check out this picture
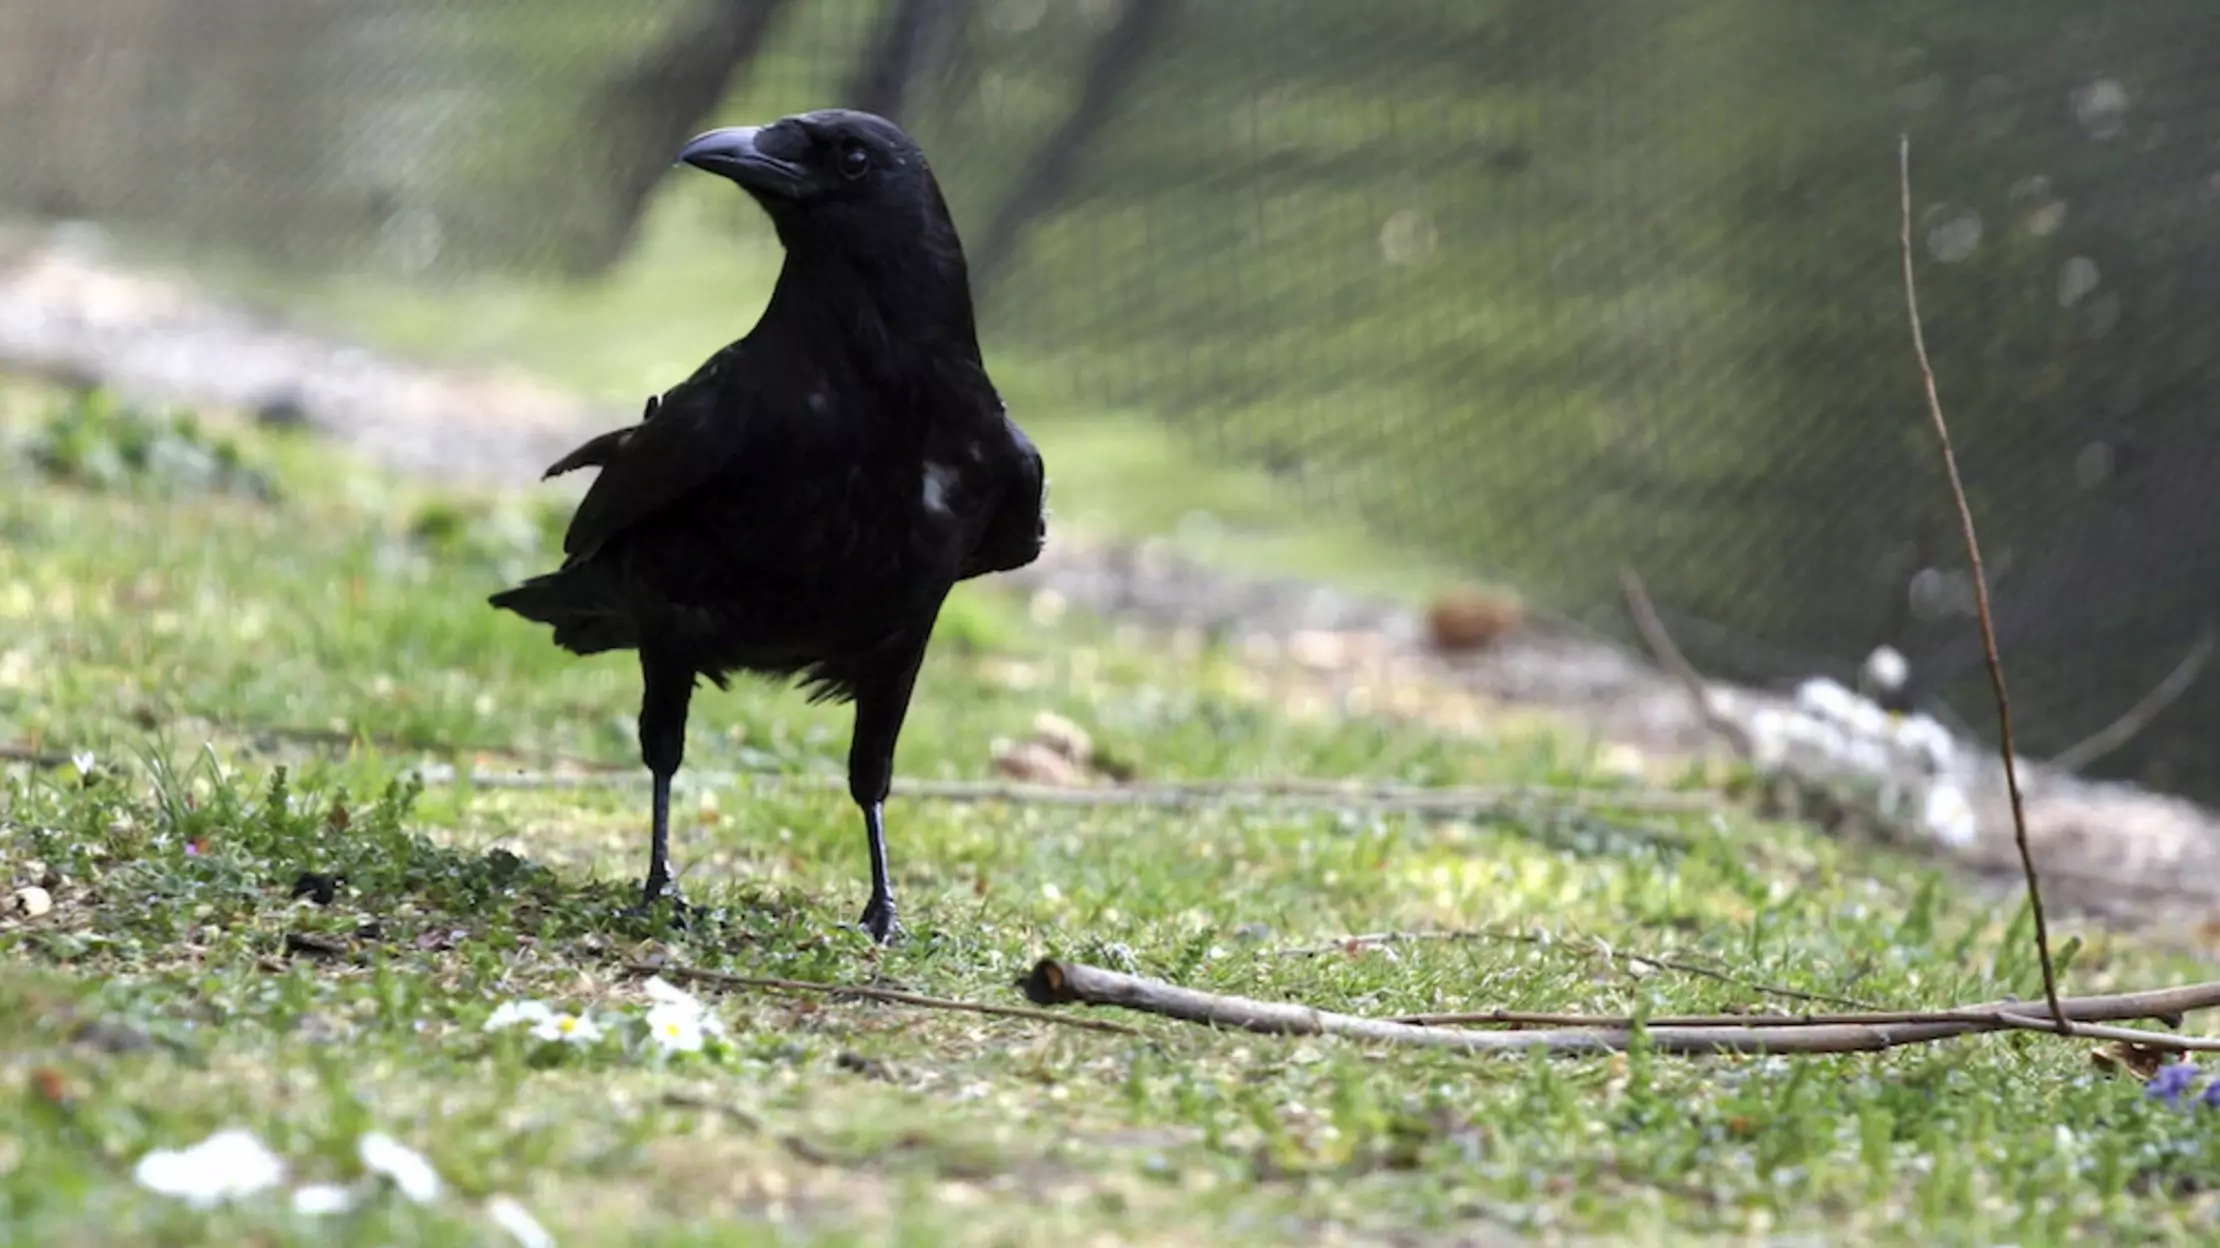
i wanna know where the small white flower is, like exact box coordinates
[133,1126,287,1208]
[291,1183,358,1216]
[646,1003,708,1054]
[642,977,726,1039]
[484,1000,556,1033]
[531,1011,603,1046]
[1920,783,1979,848]
[358,1131,443,1204]
[487,1195,556,1248]
[70,751,96,778]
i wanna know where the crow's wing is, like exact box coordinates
[960,409,1047,581]
[553,347,750,563]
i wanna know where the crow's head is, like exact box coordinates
[678,109,968,291]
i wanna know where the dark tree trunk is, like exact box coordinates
[572,0,795,275]
[844,0,969,123]
[970,0,1178,294]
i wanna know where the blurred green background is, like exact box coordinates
[4,0,2219,798]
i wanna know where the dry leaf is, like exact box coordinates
[2091,1040,2173,1081]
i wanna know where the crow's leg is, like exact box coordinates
[634,650,696,917]
[847,634,932,944]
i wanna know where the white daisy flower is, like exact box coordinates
[646,1003,708,1054]
[487,1194,557,1248]
[531,1011,603,1046]
[643,977,726,1039]
[484,1000,556,1033]
[358,1131,443,1204]
[133,1126,286,1208]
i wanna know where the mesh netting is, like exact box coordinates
[5,0,2220,799]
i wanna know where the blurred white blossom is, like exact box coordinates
[133,1127,286,1208]
[488,1194,556,1248]
[484,1000,555,1033]
[291,1183,358,1216]
[643,976,727,1054]
[532,1011,603,1046]
[359,1131,443,1204]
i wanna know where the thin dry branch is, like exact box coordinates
[1620,570,1754,758]
[1024,959,2220,1055]
[2049,628,2215,775]
[1899,133,2065,1032]
[629,961,1145,1036]
[1268,928,1881,1012]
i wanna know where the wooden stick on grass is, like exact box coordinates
[1022,959,2220,1055]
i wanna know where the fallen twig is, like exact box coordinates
[1900,134,2065,1033]
[1268,927,1881,1011]
[1023,959,2220,1055]
[629,961,1145,1037]
[2049,628,2215,776]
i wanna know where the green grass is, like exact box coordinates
[3,380,2219,1246]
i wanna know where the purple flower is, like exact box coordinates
[2147,1060,2201,1107]
[2200,1080,2220,1111]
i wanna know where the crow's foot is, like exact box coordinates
[855,894,905,946]
[624,882,696,928]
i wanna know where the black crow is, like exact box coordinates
[489,108,1047,943]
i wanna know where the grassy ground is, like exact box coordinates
[3,381,2220,1247]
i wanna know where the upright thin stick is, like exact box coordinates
[1899,134,2065,1032]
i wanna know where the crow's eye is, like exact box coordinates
[838,143,871,180]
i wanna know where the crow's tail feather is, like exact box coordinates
[488,565,635,656]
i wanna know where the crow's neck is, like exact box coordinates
[761,243,985,399]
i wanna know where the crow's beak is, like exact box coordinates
[677,126,807,199]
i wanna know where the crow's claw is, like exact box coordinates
[856,895,905,946]
[625,883,696,929]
